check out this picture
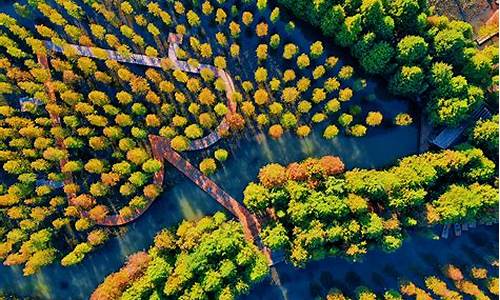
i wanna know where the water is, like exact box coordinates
[243,226,499,300]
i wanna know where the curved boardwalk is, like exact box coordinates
[149,135,273,264]
[44,33,236,151]
[41,36,275,264]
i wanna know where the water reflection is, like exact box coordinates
[241,226,498,300]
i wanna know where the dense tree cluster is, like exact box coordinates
[244,149,497,266]
[469,114,498,159]
[276,0,498,126]
[92,212,269,300]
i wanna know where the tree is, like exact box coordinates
[256,44,268,61]
[202,1,213,15]
[470,115,498,156]
[256,22,268,37]
[435,183,497,224]
[339,88,353,102]
[186,10,200,27]
[142,159,162,173]
[360,41,394,74]
[261,223,289,249]
[226,113,245,131]
[323,125,339,139]
[198,88,215,106]
[283,44,298,59]
[296,77,311,93]
[257,0,267,10]
[184,124,203,140]
[281,87,299,103]
[348,124,367,137]
[200,158,217,175]
[214,149,229,162]
[242,11,253,26]
[310,41,324,58]
[215,8,227,24]
[171,136,189,152]
[462,46,498,87]
[254,89,269,106]
[268,124,284,139]
[394,113,413,126]
[85,159,106,174]
[396,35,428,65]
[214,56,226,69]
[254,67,268,83]
[270,7,280,23]
[280,112,297,129]
[24,248,57,276]
[296,54,310,69]
[88,205,109,222]
[87,229,109,247]
[312,88,326,103]
[297,100,312,114]
[389,66,427,97]
[296,125,311,137]
[388,0,423,33]
[283,70,296,82]
[366,112,383,126]
[338,113,353,127]
[433,28,469,65]
[259,164,287,188]
[127,148,149,166]
[320,5,345,37]
[335,14,362,47]
[270,34,281,49]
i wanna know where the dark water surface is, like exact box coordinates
[243,225,499,300]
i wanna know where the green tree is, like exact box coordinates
[389,66,427,97]
[396,35,428,65]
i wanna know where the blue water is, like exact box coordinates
[244,226,499,300]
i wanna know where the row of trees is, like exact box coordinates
[92,212,269,300]
[276,0,498,126]
[243,147,497,266]
[325,264,498,299]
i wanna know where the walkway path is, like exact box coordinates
[41,35,276,264]
[149,135,273,264]
[44,33,236,151]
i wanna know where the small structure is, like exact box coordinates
[36,179,64,189]
[441,224,450,239]
[19,97,42,112]
[454,223,462,237]
[430,105,492,149]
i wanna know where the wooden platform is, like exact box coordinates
[430,105,492,149]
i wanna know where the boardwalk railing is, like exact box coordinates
[40,35,277,264]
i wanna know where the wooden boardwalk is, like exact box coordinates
[149,135,273,264]
[40,36,277,264]
[41,33,239,225]
[44,34,236,151]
